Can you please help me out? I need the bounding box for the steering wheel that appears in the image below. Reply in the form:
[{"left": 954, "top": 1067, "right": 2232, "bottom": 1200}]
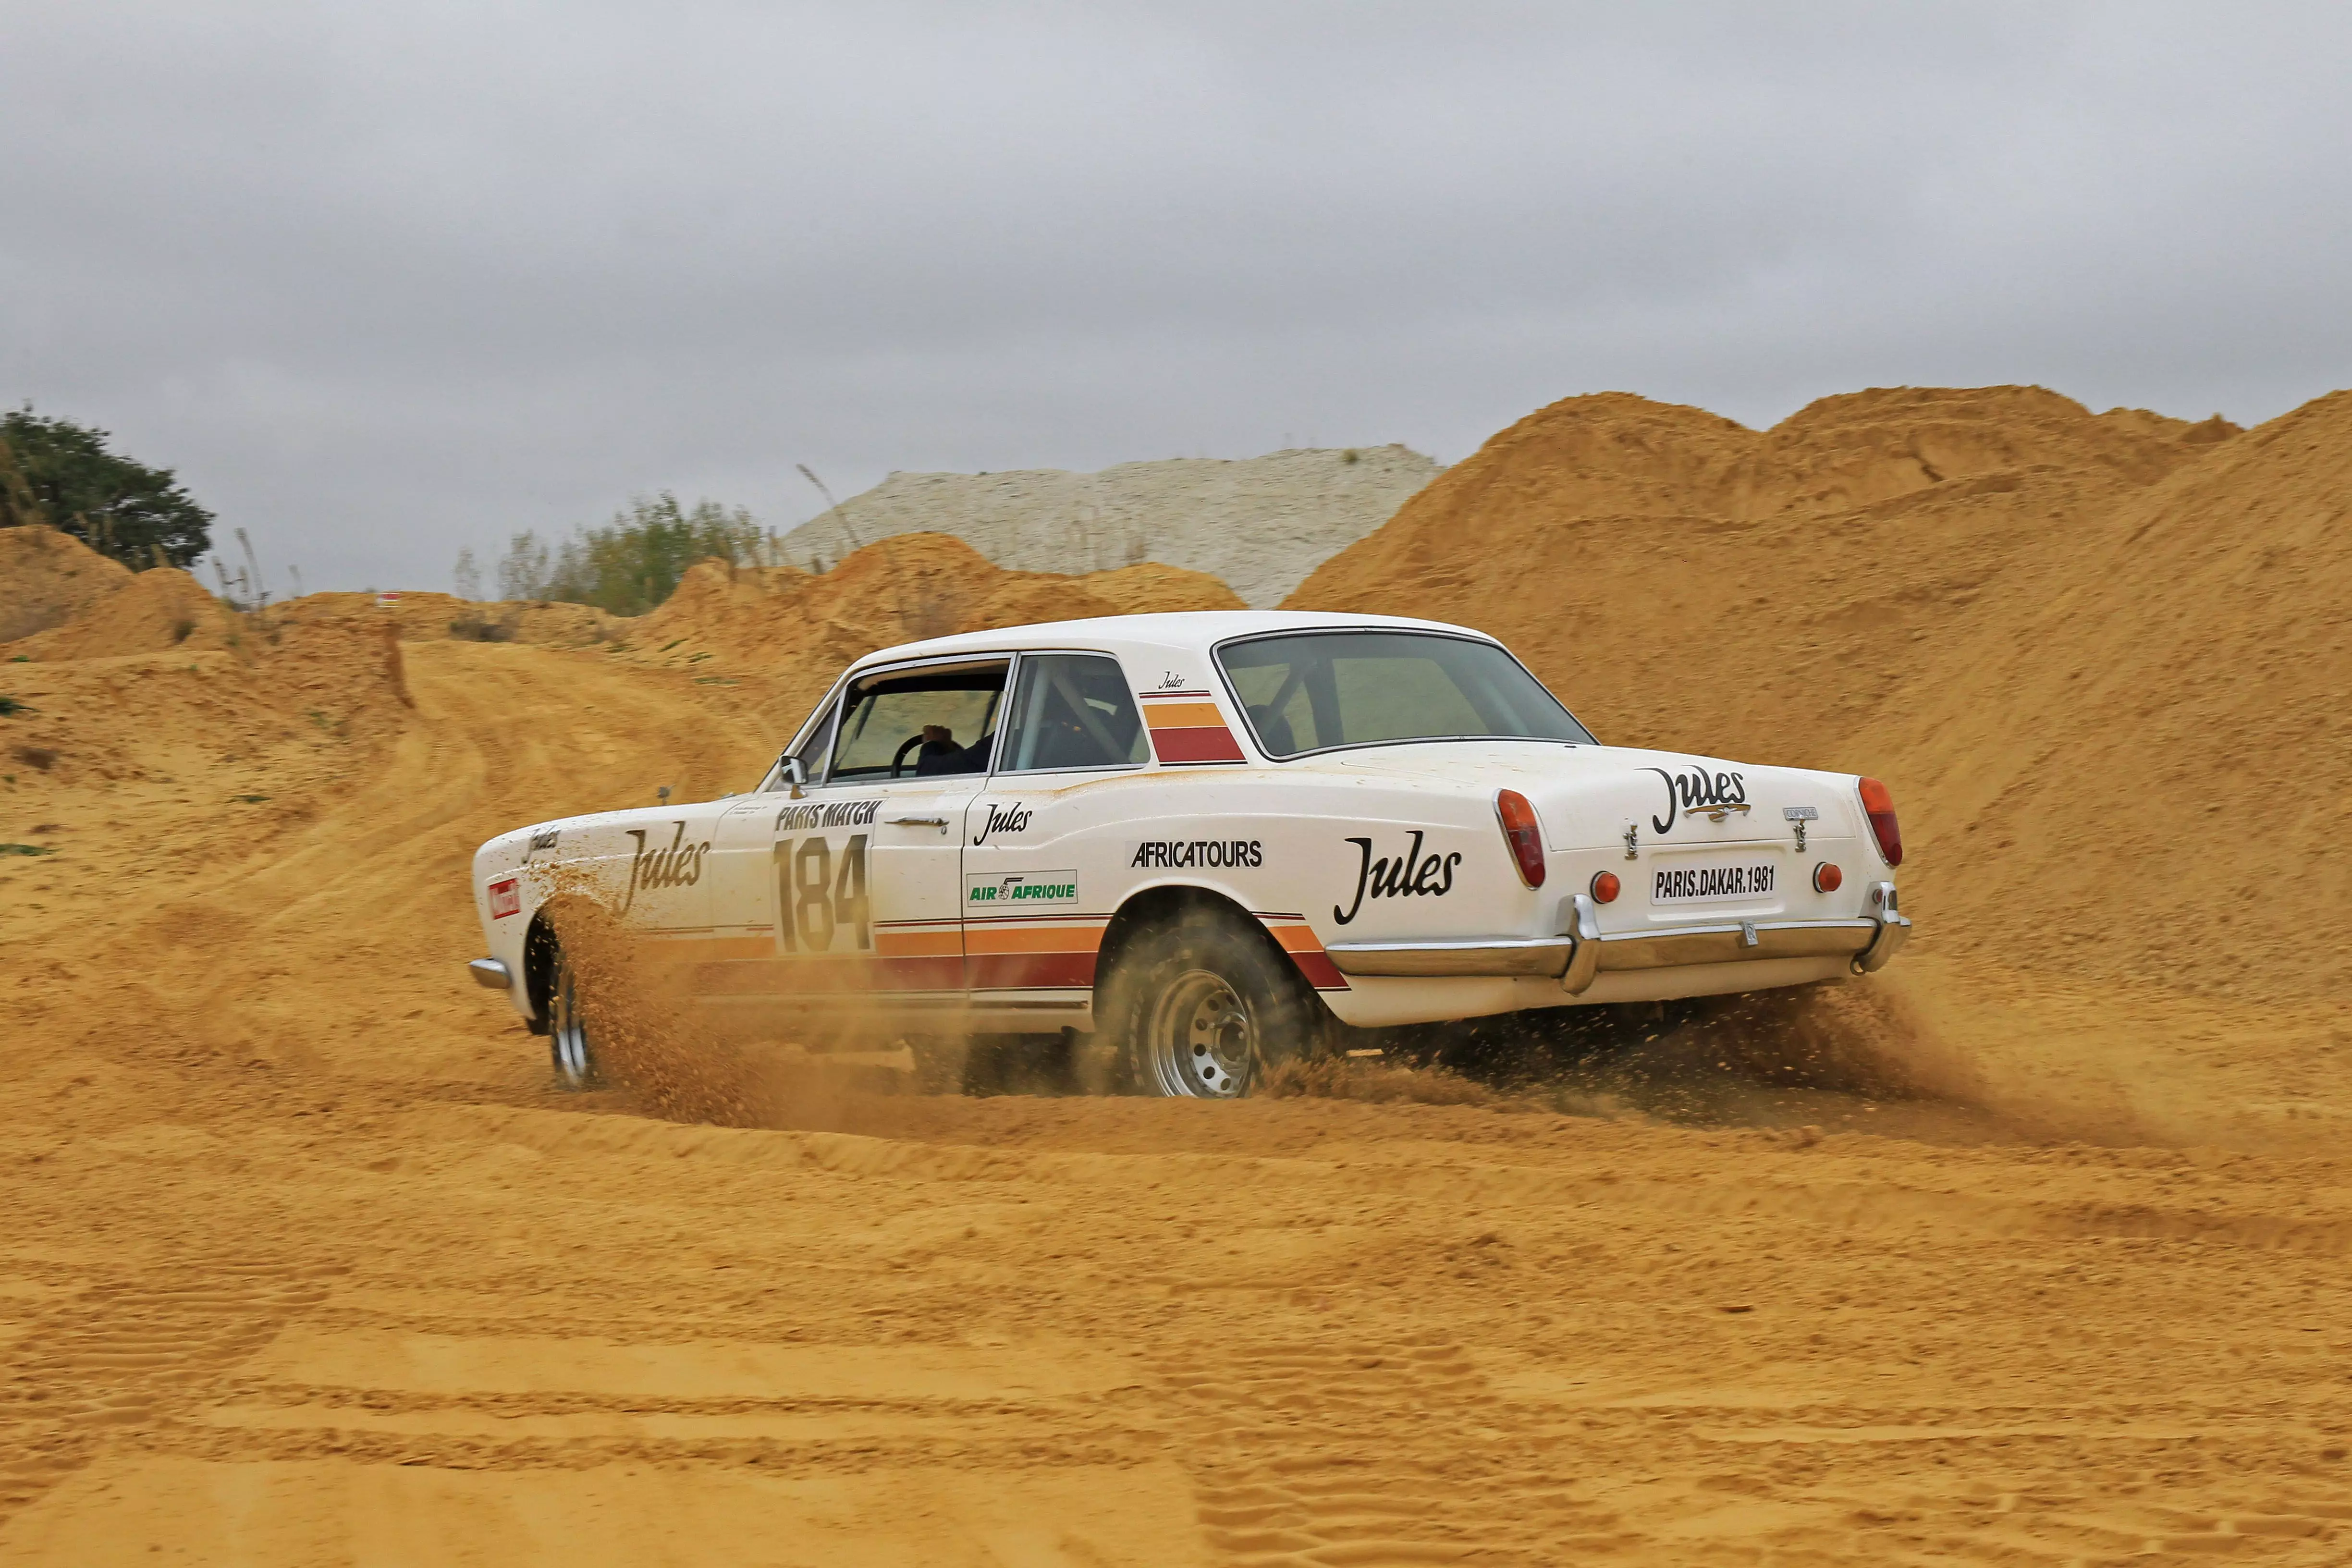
[{"left": 889, "top": 733, "right": 928, "bottom": 779}]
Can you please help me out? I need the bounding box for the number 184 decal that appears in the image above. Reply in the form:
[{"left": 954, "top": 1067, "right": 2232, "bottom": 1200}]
[{"left": 772, "top": 834, "right": 872, "bottom": 952}]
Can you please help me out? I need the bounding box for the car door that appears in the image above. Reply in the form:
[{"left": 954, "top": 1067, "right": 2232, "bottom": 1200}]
[
  {"left": 699, "top": 658, "right": 1008, "bottom": 1021},
  {"left": 961, "top": 651, "right": 1150, "bottom": 1020}
]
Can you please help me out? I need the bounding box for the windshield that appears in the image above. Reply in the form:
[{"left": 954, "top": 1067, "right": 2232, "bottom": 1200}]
[{"left": 1217, "top": 631, "right": 1593, "bottom": 758}]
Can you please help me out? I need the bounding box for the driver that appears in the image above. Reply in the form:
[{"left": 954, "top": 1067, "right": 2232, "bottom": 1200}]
[{"left": 914, "top": 723, "right": 993, "bottom": 776}]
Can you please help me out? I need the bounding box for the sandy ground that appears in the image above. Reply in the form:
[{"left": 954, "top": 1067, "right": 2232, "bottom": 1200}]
[{"left": 5, "top": 632, "right": 2351, "bottom": 1567}]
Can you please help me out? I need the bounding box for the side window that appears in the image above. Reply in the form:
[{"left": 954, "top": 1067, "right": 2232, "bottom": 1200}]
[
  {"left": 831, "top": 662, "right": 1010, "bottom": 780},
  {"left": 1000, "top": 654, "right": 1149, "bottom": 772}
]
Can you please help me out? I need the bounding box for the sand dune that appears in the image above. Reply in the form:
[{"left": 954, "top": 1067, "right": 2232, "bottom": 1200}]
[{"left": 4, "top": 387, "right": 2351, "bottom": 1564}]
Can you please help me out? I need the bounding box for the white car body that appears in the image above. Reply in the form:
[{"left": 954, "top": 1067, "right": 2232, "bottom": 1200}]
[{"left": 469, "top": 610, "right": 1909, "bottom": 1041}]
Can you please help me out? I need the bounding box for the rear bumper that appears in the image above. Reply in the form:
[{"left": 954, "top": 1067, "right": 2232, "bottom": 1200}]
[
  {"left": 1325, "top": 937, "right": 1575, "bottom": 978},
  {"left": 1324, "top": 882, "right": 1912, "bottom": 991}
]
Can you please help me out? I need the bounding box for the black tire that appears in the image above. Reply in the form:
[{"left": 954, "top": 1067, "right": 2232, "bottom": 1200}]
[
  {"left": 907, "top": 1035, "right": 970, "bottom": 1095},
  {"left": 1097, "top": 907, "right": 1324, "bottom": 1099},
  {"left": 915, "top": 1033, "right": 1075, "bottom": 1096},
  {"left": 545, "top": 942, "right": 600, "bottom": 1091}
]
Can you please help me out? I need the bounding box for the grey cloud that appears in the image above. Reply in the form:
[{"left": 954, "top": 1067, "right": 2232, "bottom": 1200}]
[{"left": 2, "top": 1, "right": 2346, "bottom": 590}]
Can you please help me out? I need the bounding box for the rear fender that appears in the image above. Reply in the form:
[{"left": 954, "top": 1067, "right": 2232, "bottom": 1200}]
[{"left": 1095, "top": 884, "right": 1330, "bottom": 1024}]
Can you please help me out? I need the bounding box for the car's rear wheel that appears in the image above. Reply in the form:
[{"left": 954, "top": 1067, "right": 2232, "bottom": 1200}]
[
  {"left": 546, "top": 942, "right": 600, "bottom": 1090},
  {"left": 1100, "top": 908, "right": 1322, "bottom": 1099}
]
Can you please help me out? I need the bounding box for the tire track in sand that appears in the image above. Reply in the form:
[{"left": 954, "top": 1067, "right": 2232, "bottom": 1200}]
[{"left": 0, "top": 1255, "right": 348, "bottom": 1521}]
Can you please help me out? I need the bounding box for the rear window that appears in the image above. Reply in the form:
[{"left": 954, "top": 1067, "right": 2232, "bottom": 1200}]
[{"left": 1217, "top": 631, "right": 1593, "bottom": 758}]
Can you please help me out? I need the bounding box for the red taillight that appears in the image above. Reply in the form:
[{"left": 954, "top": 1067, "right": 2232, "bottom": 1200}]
[
  {"left": 1813, "top": 862, "right": 1842, "bottom": 893},
  {"left": 1857, "top": 777, "right": 1902, "bottom": 868},
  {"left": 1495, "top": 789, "right": 1546, "bottom": 888},
  {"left": 1589, "top": 870, "right": 1619, "bottom": 903}
]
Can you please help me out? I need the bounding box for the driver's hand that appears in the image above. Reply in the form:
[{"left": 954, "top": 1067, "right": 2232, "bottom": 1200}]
[{"left": 922, "top": 724, "right": 954, "bottom": 745}]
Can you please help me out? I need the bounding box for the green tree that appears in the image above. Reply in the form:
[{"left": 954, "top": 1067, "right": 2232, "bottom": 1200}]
[
  {"left": 0, "top": 406, "right": 215, "bottom": 568},
  {"left": 494, "top": 493, "right": 775, "bottom": 616}
]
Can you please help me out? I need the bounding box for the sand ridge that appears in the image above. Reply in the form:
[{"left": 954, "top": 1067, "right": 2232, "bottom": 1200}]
[{"left": 4, "top": 384, "right": 2352, "bottom": 1564}]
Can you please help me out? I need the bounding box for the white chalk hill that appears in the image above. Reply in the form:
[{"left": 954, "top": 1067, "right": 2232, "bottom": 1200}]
[{"left": 778, "top": 445, "right": 1440, "bottom": 610}]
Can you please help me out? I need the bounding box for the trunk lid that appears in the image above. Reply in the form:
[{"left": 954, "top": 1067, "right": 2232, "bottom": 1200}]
[{"left": 1278, "top": 741, "right": 1863, "bottom": 852}]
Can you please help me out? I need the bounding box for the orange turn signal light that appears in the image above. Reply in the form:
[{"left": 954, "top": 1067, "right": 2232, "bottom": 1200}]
[
  {"left": 1813, "top": 862, "right": 1842, "bottom": 893},
  {"left": 1589, "top": 870, "right": 1620, "bottom": 904}
]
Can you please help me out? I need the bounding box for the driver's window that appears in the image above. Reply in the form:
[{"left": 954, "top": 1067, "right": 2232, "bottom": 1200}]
[
  {"left": 764, "top": 699, "right": 840, "bottom": 790},
  {"left": 830, "top": 661, "right": 1010, "bottom": 782}
]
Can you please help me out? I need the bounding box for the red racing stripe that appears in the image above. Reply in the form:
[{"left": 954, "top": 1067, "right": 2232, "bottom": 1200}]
[
  {"left": 692, "top": 954, "right": 965, "bottom": 995},
  {"left": 966, "top": 951, "right": 1099, "bottom": 991},
  {"left": 1151, "top": 726, "right": 1247, "bottom": 764}
]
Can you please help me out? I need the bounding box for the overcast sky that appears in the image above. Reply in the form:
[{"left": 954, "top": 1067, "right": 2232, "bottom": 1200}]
[{"left": 5, "top": 2, "right": 2348, "bottom": 592}]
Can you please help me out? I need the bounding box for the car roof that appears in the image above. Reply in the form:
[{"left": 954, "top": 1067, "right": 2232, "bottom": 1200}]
[{"left": 845, "top": 609, "right": 1498, "bottom": 674}]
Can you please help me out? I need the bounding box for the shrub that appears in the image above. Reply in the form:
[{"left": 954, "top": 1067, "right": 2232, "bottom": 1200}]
[
  {"left": 491, "top": 493, "right": 784, "bottom": 617},
  {"left": 449, "top": 612, "right": 517, "bottom": 643}
]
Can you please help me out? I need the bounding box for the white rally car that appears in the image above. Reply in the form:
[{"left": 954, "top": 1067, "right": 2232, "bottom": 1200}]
[{"left": 468, "top": 611, "right": 1909, "bottom": 1097}]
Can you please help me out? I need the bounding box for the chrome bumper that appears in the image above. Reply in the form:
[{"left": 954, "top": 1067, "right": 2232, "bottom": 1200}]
[
  {"left": 1323, "top": 882, "right": 1911, "bottom": 991},
  {"left": 1325, "top": 936, "right": 1576, "bottom": 979},
  {"left": 468, "top": 957, "right": 514, "bottom": 991}
]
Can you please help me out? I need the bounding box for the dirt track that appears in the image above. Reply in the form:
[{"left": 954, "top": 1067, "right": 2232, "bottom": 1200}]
[{"left": 3, "top": 630, "right": 2350, "bottom": 1567}]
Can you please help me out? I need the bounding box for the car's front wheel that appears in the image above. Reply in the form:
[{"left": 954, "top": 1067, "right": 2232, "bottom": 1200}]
[
  {"left": 545, "top": 941, "right": 600, "bottom": 1090},
  {"left": 1099, "top": 908, "right": 1321, "bottom": 1099}
]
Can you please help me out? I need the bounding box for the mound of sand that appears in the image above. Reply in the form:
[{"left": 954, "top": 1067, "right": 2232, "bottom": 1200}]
[
  {"left": 620, "top": 533, "right": 1245, "bottom": 721},
  {"left": 1879, "top": 389, "right": 2352, "bottom": 1003},
  {"left": 248, "top": 543, "right": 1237, "bottom": 676},
  {"left": 6, "top": 566, "right": 240, "bottom": 661},
  {"left": 0, "top": 526, "right": 147, "bottom": 643},
  {"left": 1287, "top": 381, "right": 2352, "bottom": 1003},
  {"left": 271, "top": 589, "right": 625, "bottom": 647},
  {"left": 0, "top": 526, "right": 133, "bottom": 642},
  {"left": 0, "top": 527, "right": 245, "bottom": 658},
  {"left": 777, "top": 445, "right": 1440, "bottom": 608},
  {"left": 0, "top": 614, "right": 411, "bottom": 804},
  {"left": 1290, "top": 386, "right": 2232, "bottom": 751}
]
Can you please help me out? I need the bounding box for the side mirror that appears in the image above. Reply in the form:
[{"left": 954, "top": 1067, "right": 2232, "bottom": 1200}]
[{"left": 783, "top": 756, "right": 808, "bottom": 799}]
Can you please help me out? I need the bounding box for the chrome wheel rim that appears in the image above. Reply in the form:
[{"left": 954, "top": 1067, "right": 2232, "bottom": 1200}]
[
  {"left": 1143, "top": 968, "right": 1255, "bottom": 1099},
  {"left": 549, "top": 955, "right": 595, "bottom": 1088}
]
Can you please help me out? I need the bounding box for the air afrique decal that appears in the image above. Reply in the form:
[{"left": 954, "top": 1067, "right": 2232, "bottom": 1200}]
[{"left": 966, "top": 871, "right": 1078, "bottom": 907}]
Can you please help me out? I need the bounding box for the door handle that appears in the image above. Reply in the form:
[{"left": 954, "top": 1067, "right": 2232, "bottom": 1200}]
[{"left": 885, "top": 816, "right": 950, "bottom": 834}]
